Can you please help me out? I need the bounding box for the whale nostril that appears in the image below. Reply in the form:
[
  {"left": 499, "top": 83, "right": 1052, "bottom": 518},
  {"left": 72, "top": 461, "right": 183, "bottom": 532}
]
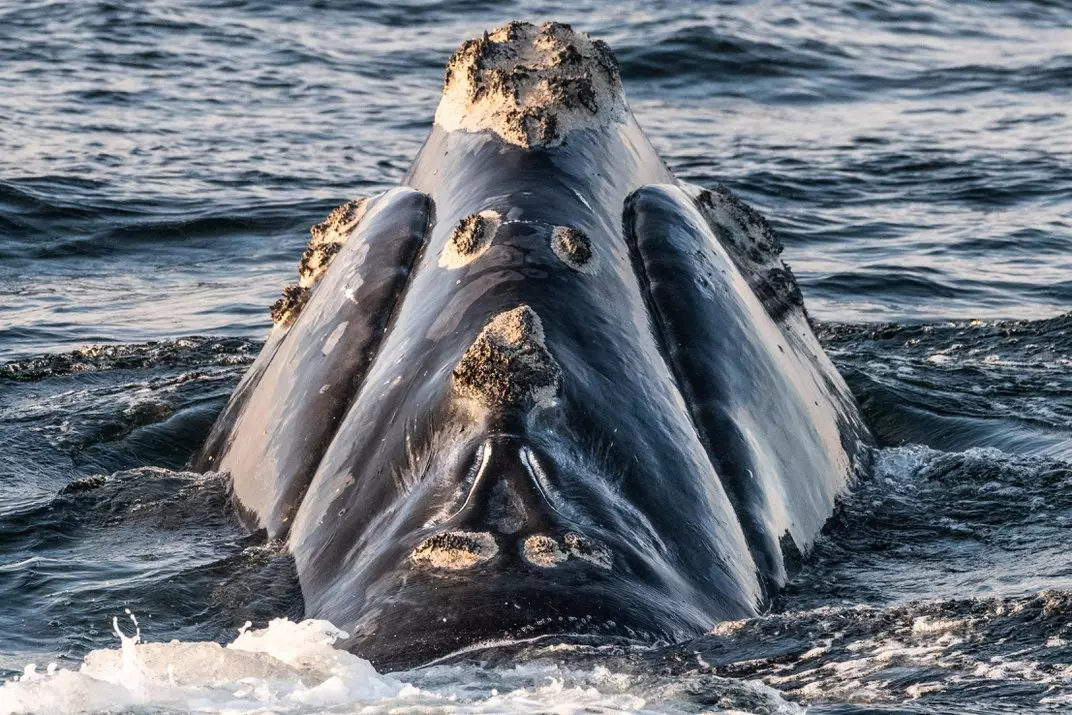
[
  {"left": 411, "top": 531, "right": 498, "bottom": 570},
  {"left": 449, "top": 436, "right": 563, "bottom": 536}
]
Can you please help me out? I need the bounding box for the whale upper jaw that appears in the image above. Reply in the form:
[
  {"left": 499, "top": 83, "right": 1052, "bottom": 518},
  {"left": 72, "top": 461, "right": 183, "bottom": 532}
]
[
  {"left": 293, "top": 431, "right": 754, "bottom": 670},
  {"left": 434, "top": 21, "right": 629, "bottom": 148}
]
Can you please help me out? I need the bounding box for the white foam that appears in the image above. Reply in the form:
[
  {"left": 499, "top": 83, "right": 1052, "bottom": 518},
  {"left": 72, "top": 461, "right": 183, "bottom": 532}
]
[
  {"left": 0, "top": 616, "right": 407, "bottom": 715},
  {"left": 0, "top": 615, "right": 802, "bottom": 714}
]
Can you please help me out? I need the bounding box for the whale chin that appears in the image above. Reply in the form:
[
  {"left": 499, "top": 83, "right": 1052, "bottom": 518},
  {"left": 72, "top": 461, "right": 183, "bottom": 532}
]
[{"left": 332, "top": 568, "right": 704, "bottom": 670}]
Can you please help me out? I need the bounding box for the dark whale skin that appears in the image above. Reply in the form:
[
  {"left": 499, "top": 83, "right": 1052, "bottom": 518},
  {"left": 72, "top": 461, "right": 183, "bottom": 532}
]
[{"left": 192, "top": 22, "right": 870, "bottom": 669}]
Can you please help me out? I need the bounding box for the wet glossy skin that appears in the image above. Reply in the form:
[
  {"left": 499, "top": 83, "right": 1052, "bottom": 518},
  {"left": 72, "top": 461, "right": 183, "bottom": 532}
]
[
  {"left": 291, "top": 119, "right": 760, "bottom": 664},
  {"left": 194, "top": 30, "right": 870, "bottom": 669}
]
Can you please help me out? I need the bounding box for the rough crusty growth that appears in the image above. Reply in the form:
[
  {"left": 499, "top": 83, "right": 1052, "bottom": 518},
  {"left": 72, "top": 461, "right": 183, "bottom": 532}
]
[
  {"left": 564, "top": 532, "right": 612, "bottom": 569},
  {"left": 270, "top": 283, "right": 309, "bottom": 327},
  {"left": 301, "top": 198, "right": 368, "bottom": 289},
  {"left": 521, "top": 533, "right": 612, "bottom": 569},
  {"left": 550, "top": 225, "right": 595, "bottom": 272},
  {"left": 452, "top": 305, "right": 561, "bottom": 409},
  {"left": 440, "top": 210, "right": 501, "bottom": 268},
  {"left": 696, "top": 186, "right": 782, "bottom": 263},
  {"left": 435, "top": 21, "right": 626, "bottom": 147},
  {"left": 271, "top": 198, "right": 368, "bottom": 326},
  {"left": 522, "top": 534, "right": 568, "bottom": 567},
  {"left": 691, "top": 185, "right": 806, "bottom": 320},
  {"left": 60, "top": 474, "right": 108, "bottom": 494},
  {"left": 411, "top": 531, "right": 498, "bottom": 570}
]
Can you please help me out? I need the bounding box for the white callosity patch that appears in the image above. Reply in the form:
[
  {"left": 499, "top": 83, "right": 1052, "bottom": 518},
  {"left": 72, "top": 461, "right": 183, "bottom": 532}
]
[
  {"left": 410, "top": 530, "right": 499, "bottom": 570},
  {"left": 522, "top": 534, "right": 569, "bottom": 567},
  {"left": 452, "top": 305, "right": 562, "bottom": 410},
  {"left": 564, "top": 532, "right": 612, "bottom": 569},
  {"left": 682, "top": 182, "right": 806, "bottom": 321},
  {"left": 439, "top": 210, "right": 501, "bottom": 269},
  {"left": 270, "top": 198, "right": 369, "bottom": 327},
  {"left": 550, "top": 225, "right": 597, "bottom": 273},
  {"left": 522, "top": 533, "right": 612, "bottom": 569},
  {"left": 300, "top": 199, "right": 369, "bottom": 290},
  {"left": 435, "top": 21, "right": 627, "bottom": 148}
]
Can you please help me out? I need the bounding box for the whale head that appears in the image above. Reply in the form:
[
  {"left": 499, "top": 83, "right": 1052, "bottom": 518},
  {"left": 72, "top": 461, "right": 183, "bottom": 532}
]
[{"left": 193, "top": 21, "right": 870, "bottom": 669}]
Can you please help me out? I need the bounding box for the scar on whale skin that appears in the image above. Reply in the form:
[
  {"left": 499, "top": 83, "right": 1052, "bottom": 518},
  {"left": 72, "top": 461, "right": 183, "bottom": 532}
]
[
  {"left": 452, "top": 305, "right": 561, "bottom": 410},
  {"left": 435, "top": 21, "right": 626, "bottom": 148},
  {"left": 411, "top": 531, "right": 498, "bottom": 570},
  {"left": 271, "top": 198, "right": 369, "bottom": 326},
  {"left": 440, "top": 210, "right": 502, "bottom": 269}
]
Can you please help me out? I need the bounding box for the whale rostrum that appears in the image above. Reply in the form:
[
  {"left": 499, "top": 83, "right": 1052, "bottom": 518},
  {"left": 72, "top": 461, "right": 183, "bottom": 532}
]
[
  {"left": 193, "top": 21, "right": 871, "bottom": 668},
  {"left": 436, "top": 21, "right": 627, "bottom": 147}
]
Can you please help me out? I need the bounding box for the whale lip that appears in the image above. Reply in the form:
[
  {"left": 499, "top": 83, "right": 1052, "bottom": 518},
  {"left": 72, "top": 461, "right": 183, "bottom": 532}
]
[
  {"left": 414, "top": 631, "right": 658, "bottom": 670},
  {"left": 434, "top": 20, "right": 628, "bottom": 148},
  {"left": 303, "top": 431, "right": 734, "bottom": 670}
]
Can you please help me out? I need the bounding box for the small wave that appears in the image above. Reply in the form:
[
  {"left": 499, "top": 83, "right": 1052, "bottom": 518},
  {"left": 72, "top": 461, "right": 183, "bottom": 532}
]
[
  {"left": 0, "top": 466, "right": 303, "bottom": 666},
  {"left": 776, "top": 443, "right": 1072, "bottom": 613},
  {"left": 688, "top": 590, "right": 1072, "bottom": 709},
  {"left": 617, "top": 25, "right": 845, "bottom": 82},
  {"left": 0, "top": 193, "right": 315, "bottom": 262},
  {"left": 0, "top": 618, "right": 401, "bottom": 715},
  {"left": 0, "top": 337, "right": 257, "bottom": 382},
  {"left": 819, "top": 314, "right": 1072, "bottom": 459}
]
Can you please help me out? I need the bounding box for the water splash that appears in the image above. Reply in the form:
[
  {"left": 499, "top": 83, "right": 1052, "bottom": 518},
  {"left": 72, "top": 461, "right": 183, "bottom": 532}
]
[{"left": 0, "top": 616, "right": 801, "bottom": 714}]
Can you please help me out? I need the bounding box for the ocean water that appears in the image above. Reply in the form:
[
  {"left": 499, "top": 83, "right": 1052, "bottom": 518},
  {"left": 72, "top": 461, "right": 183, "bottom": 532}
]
[{"left": 1, "top": 0, "right": 1070, "bottom": 713}]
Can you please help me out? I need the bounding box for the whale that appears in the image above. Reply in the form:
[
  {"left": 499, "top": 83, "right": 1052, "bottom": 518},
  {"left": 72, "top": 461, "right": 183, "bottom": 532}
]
[{"left": 193, "top": 21, "right": 871, "bottom": 668}]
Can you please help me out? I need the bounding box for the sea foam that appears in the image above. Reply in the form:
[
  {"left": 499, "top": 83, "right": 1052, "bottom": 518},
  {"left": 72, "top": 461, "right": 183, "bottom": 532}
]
[
  {"left": 1, "top": 613, "right": 796, "bottom": 714},
  {"left": 0, "top": 614, "right": 408, "bottom": 714}
]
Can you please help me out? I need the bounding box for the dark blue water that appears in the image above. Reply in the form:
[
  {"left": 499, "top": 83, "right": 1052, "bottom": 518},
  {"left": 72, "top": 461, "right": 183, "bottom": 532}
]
[{"left": 1, "top": 1, "right": 1069, "bottom": 713}]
